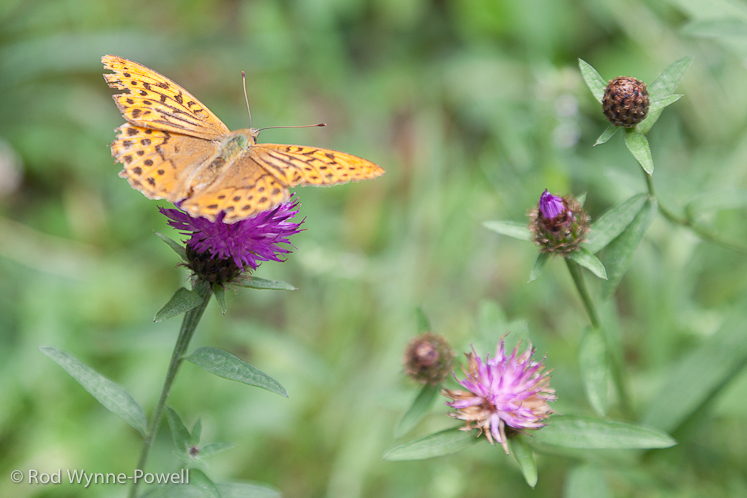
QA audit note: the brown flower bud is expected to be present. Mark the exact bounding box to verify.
[403,333,454,385]
[602,76,650,128]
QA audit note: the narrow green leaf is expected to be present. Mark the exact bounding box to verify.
[166,406,192,453]
[577,192,587,206]
[578,328,610,417]
[383,427,479,461]
[528,252,550,282]
[212,284,227,315]
[217,482,282,498]
[154,287,204,322]
[600,199,657,300]
[594,125,619,146]
[647,56,693,100]
[682,18,747,38]
[508,437,538,488]
[648,94,682,113]
[191,419,202,446]
[189,469,221,498]
[568,248,607,280]
[40,347,147,436]
[199,442,234,459]
[396,383,440,438]
[155,232,187,261]
[564,465,611,498]
[415,306,431,332]
[639,56,693,133]
[585,194,647,254]
[578,59,607,103]
[685,189,747,219]
[623,128,654,175]
[642,304,747,433]
[533,415,676,449]
[237,276,296,291]
[185,347,288,398]
[483,220,532,241]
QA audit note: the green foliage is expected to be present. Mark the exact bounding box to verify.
[532,415,676,449]
[383,428,479,461]
[155,288,204,322]
[395,383,440,438]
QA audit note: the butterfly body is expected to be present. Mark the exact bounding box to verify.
[103,55,384,223]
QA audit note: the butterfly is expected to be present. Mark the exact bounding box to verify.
[102,55,384,223]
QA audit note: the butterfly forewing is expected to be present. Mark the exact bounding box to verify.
[102,55,229,141]
[251,144,385,187]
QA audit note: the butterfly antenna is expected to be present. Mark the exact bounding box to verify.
[242,71,252,128]
[256,123,327,133]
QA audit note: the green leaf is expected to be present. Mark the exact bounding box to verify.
[578,59,607,103]
[623,128,654,175]
[155,232,187,262]
[578,328,610,417]
[533,415,676,449]
[648,94,682,113]
[199,442,234,459]
[483,220,532,241]
[564,465,611,498]
[40,346,147,436]
[185,347,288,398]
[685,189,747,219]
[415,306,431,332]
[600,198,657,300]
[383,427,479,460]
[144,480,280,498]
[682,18,747,38]
[236,276,296,291]
[577,192,587,206]
[154,287,204,322]
[191,419,202,447]
[639,56,693,133]
[166,406,192,453]
[189,469,221,498]
[568,248,607,280]
[396,383,440,438]
[642,304,747,433]
[212,284,227,315]
[508,437,538,488]
[594,125,619,146]
[585,194,647,254]
[528,252,549,282]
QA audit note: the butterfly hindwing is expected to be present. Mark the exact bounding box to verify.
[112,124,215,201]
[102,55,229,141]
[250,144,385,187]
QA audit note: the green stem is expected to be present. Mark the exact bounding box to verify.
[565,258,632,418]
[129,282,212,498]
[643,172,747,253]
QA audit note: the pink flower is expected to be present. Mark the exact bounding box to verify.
[442,339,556,454]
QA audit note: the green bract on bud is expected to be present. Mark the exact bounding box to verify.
[602,76,650,128]
[529,190,589,256]
[403,333,455,385]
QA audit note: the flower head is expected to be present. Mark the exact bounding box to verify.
[403,333,455,385]
[160,197,304,282]
[442,339,556,454]
[602,76,650,128]
[529,190,589,255]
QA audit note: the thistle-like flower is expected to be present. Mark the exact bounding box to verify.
[403,333,455,385]
[442,339,556,454]
[160,197,304,284]
[529,190,589,255]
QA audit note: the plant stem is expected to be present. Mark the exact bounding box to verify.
[643,171,747,253]
[129,282,212,498]
[565,258,632,418]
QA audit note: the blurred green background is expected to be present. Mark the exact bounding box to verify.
[2,0,747,496]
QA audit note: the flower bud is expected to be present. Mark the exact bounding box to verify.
[403,333,455,385]
[602,76,650,128]
[529,190,589,255]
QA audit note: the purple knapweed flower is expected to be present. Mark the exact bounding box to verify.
[538,189,566,220]
[160,196,304,276]
[442,339,556,454]
[530,189,589,255]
